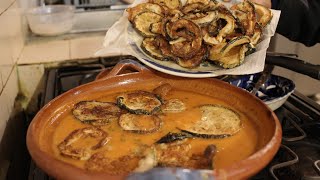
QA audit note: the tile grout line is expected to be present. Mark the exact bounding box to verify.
[0,63,16,95]
[0,0,16,16]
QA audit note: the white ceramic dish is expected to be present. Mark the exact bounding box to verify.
[26,5,75,36]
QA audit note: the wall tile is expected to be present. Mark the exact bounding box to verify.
[8,2,24,63]
[0,66,18,141]
[0,0,14,15]
[19,40,70,64]
[0,8,14,86]
[70,36,104,59]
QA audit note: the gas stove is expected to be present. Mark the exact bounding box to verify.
[5,56,320,180]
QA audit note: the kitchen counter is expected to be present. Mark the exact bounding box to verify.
[17,9,125,65]
[18,31,106,65]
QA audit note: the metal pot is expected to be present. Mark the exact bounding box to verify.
[27,60,282,180]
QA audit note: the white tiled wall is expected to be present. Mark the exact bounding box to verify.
[0,0,25,140]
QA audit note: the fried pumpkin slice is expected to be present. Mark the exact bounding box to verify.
[150,0,181,9]
[133,12,163,37]
[180,104,242,138]
[117,90,162,115]
[119,113,163,134]
[127,3,165,22]
[57,127,110,160]
[72,101,121,126]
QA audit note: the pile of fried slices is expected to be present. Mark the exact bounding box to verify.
[127,0,272,69]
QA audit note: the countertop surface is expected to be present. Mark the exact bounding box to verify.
[18,31,106,65]
[18,10,124,65]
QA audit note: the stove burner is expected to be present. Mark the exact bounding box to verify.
[313,160,320,176]
[282,114,307,142]
[270,145,299,180]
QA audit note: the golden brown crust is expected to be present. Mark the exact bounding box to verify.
[57,127,110,160]
[117,90,162,115]
[181,104,242,136]
[127,3,165,22]
[72,101,121,125]
[85,152,140,175]
[133,12,163,37]
[118,113,163,134]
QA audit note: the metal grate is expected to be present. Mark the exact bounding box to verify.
[73,0,118,8]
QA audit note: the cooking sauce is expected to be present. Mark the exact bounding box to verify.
[41,88,259,173]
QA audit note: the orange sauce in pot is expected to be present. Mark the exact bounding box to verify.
[41,89,259,173]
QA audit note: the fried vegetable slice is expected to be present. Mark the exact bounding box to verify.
[156,141,192,167]
[250,24,262,45]
[184,11,218,27]
[180,104,242,138]
[182,3,205,14]
[150,22,163,35]
[161,99,186,113]
[127,3,165,22]
[57,127,110,160]
[133,12,163,37]
[117,90,162,115]
[209,36,251,68]
[211,43,251,69]
[231,0,256,36]
[85,152,140,174]
[72,101,121,126]
[119,113,163,134]
[203,10,236,45]
[176,45,206,68]
[141,37,164,60]
[169,19,202,59]
[186,0,209,5]
[252,2,273,27]
[156,132,192,143]
[135,140,216,171]
[150,0,181,9]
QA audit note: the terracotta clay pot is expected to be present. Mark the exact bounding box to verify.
[27,60,282,180]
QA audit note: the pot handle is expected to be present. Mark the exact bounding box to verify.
[95,59,152,80]
[266,55,320,80]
